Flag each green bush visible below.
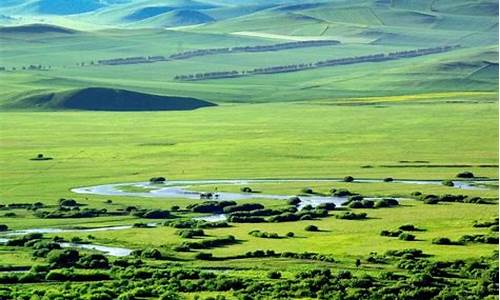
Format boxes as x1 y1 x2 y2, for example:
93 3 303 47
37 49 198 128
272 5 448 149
267 271 281 279
47 249 80 267
399 233 416 241
177 229 205 238
336 212 367 220
383 177 394 182
305 225 319 232
441 180 454 187
332 189 353 197
343 176 354 182
240 187 252 193
301 187 314 194
286 232 294 237
0 224 7 231
380 230 402 237
287 197 301 205
361 199 374 208
456 171 474 178
399 224 423 231
316 203 336 210
348 201 364 209
149 177 166 183
194 252 213 260
78 254 109 269
141 248 163 259
223 203 264 213
432 237 460 245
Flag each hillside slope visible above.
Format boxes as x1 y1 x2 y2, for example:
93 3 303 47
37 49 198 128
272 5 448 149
3 87 216 111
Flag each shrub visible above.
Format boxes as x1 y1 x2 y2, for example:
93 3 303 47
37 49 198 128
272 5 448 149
194 252 213 260
228 215 266 223
159 291 181 300
240 187 252 193
47 249 80 267
432 237 455 245
170 205 180 212
305 225 319 232
316 202 336 210
286 232 294 237
249 230 280 239
458 234 499 244
399 233 416 241
399 224 422 231
78 254 109 269
59 199 78 207
177 229 205 238
348 201 364 209
383 177 394 182
442 180 454 187
332 189 353 197
223 203 264 213
181 235 236 250
0 224 7 231
361 199 374 208
380 230 402 237
336 212 367 220
301 187 313 194
374 200 388 208
349 195 363 201
267 271 281 279
149 177 166 183
456 171 474 179
287 197 301 205
424 198 439 204
141 248 163 259
343 176 354 182
142 210 170 219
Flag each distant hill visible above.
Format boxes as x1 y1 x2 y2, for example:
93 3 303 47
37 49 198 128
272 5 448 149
132 9 215 27
123 6 176 21
0 23 76 34
33 0 105 15
4 87 217 111
169 9 215 25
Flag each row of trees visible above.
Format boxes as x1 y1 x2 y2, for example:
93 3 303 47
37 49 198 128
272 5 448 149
97 55 167 65
174 45 461 81
169 40 340 60
95 40 341 66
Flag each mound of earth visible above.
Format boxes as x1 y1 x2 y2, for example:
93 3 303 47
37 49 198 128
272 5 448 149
0 23 76 34
5 87 217 111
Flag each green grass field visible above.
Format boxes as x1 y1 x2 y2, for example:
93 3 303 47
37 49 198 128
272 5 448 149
0 1 498 299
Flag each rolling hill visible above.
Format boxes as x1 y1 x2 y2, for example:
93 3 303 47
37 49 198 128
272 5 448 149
2 87 216 111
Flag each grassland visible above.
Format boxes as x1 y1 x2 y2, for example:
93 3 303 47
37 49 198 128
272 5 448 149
0 1 498 299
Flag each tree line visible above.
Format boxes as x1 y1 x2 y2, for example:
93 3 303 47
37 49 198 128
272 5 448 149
95 40 340 66
174 45 461 81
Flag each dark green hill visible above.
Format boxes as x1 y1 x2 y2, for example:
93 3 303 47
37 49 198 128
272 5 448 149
123 6 176 21
0 23 76 34
4 87 216 111
168 9 215 26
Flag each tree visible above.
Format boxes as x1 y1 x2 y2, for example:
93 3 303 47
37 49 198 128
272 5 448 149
355 259 361 268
